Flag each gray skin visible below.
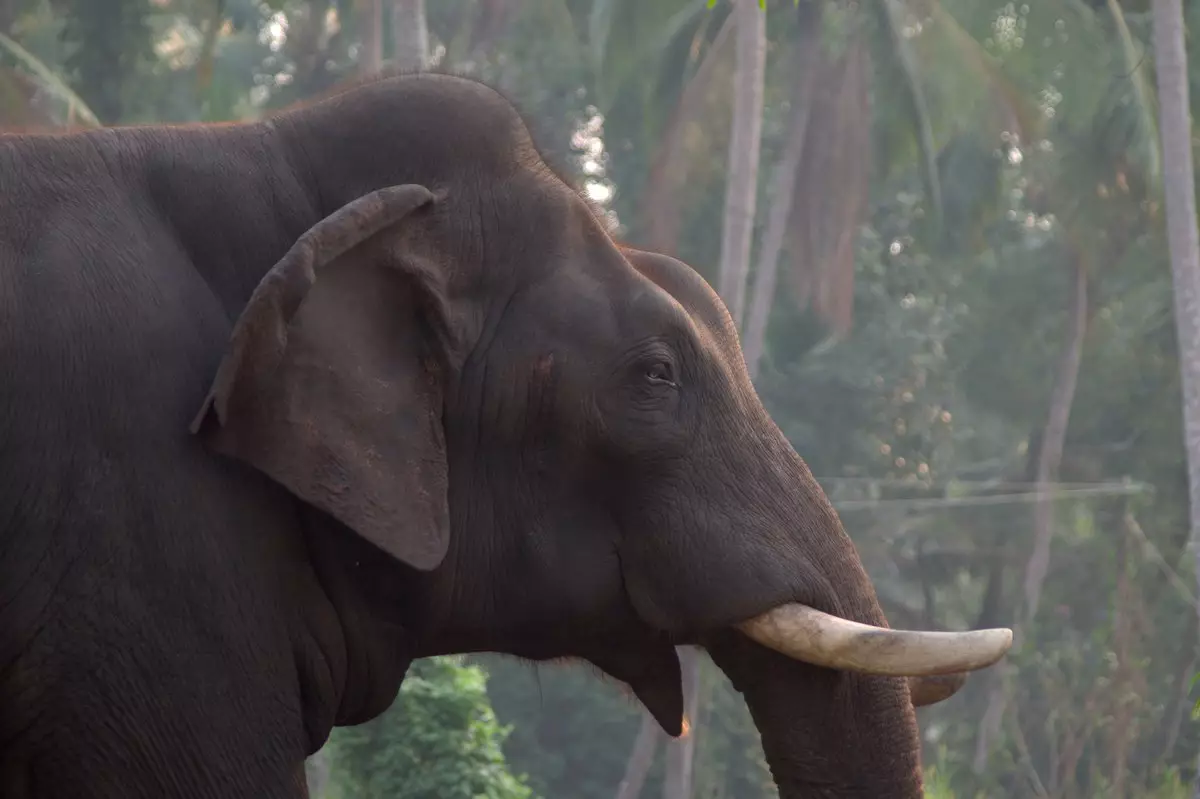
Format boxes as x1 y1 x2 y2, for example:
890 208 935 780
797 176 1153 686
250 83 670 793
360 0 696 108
0 72 953 798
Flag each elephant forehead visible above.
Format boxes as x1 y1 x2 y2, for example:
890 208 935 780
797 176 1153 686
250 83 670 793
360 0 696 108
621 251 741 362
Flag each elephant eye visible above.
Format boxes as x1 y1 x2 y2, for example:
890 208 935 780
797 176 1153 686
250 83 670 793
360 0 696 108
645 361 677 387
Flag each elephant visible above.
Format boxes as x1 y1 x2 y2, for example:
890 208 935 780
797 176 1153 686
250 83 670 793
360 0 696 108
0 71 1011 798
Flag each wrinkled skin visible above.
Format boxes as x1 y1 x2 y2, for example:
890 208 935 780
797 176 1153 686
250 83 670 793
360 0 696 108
0 72 946 798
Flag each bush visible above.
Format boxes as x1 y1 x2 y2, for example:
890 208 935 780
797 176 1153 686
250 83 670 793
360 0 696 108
323 656 535 799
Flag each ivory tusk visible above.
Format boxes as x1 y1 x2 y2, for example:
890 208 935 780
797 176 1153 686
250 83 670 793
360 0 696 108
735 603 1013 677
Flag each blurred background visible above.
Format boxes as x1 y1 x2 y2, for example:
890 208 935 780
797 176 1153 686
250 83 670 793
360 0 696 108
4 0 1199 796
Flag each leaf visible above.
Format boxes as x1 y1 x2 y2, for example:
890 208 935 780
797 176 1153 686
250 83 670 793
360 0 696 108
874 0 943 231
934 132 1003 253
639 8 735 251
786 28 871 335
1107 0 1161 187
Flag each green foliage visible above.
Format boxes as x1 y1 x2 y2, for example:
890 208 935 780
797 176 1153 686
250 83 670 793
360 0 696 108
324 657 535 799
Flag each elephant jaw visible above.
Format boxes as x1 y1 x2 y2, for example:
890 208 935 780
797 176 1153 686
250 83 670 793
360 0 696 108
734 602 1012 676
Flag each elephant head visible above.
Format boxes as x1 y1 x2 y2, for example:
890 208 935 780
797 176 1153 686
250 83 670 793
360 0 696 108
192 75 1010 797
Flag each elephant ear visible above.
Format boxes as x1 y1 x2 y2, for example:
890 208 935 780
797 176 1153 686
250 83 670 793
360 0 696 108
191 184 454 571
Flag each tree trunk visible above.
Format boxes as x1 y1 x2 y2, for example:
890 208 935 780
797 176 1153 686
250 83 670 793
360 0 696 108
466 0 517 63
391 0 429 71
661 648 702 799
743 4 822 378
716 0 766 325
1023 254 1088 625
1150 0 1200 793
358 0 383 76
973 254 1089 773
304 748 330 798
614 714 659 799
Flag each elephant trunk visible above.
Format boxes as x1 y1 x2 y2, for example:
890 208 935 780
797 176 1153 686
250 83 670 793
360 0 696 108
706 630 925 798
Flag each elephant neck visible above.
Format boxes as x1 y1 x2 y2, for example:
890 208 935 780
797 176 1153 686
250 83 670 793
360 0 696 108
298 512 418 742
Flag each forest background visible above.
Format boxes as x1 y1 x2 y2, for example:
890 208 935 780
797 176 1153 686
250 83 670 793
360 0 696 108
3 0 1199 796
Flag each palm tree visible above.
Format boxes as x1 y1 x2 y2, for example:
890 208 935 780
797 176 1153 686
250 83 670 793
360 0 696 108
1148 0 1200 792
358 0 383 75
392 0 429 71
713 0 766 325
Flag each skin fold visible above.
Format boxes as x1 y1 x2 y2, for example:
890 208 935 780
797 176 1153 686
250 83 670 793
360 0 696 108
0 71 980 798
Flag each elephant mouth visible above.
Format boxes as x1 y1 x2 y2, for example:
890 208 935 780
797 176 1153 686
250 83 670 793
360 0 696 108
733 602 1013 677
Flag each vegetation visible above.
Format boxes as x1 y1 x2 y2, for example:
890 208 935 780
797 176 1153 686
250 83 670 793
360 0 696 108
4 0 1200 796
320 657 534 799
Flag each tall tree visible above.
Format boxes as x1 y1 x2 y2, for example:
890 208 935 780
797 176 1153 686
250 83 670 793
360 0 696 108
392 0 428 70
714 0 765 325
613 718 658 799
358 0 383 75
742 1 821 379
1149 0 1200 793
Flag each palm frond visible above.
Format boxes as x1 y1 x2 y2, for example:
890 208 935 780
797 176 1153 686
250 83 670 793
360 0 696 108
0 30 99 127
873 0 943 230
640 11 736 253
911 0 1043 141
787 29 871 336
1107 0 1160 186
